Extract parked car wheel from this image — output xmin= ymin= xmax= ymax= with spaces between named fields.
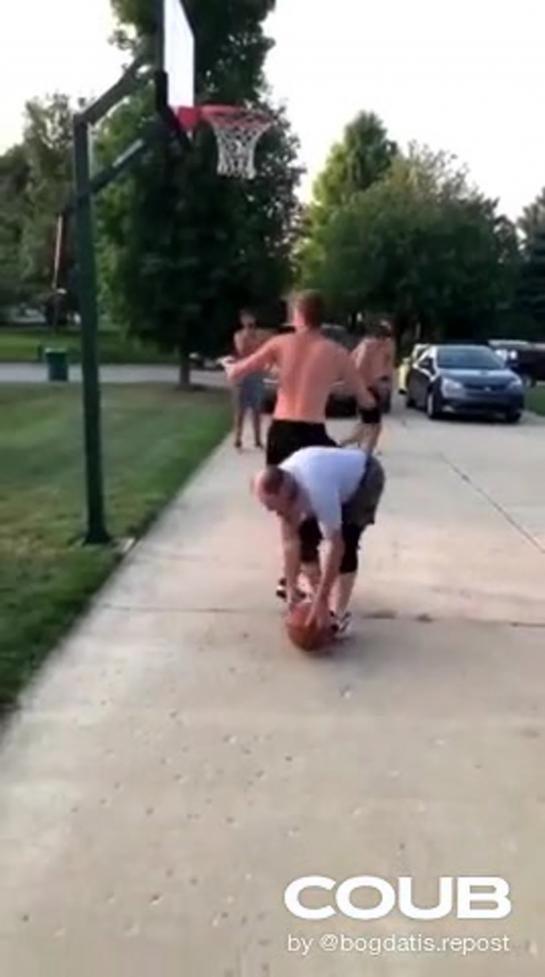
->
xmin=505 ymin=410 xmax=522 ymax=424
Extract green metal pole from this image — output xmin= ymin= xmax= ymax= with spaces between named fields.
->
xmin=73 ymin=115 xmax=110 ymax=544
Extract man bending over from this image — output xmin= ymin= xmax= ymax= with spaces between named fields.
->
xmin=253 ymin=446 xmax=386 ymax=637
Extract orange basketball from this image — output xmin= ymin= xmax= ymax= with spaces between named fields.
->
xmin=286 ymin=602 xmax=333 ymax=654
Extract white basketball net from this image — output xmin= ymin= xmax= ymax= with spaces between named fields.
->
xmin=205 ymin=110 xmax=273 ymax=180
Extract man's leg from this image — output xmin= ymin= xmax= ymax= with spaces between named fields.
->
xmin=332 ymin=458 xmax=386 ymax=628
xmin=365 ymin=420 xmax=382 ymax=455
xmin=252 ymin=407 xmax=263 ymax=449
xmin=233 ymin=392 xmax=245 ymax=449
xmin=365 ymin=387 xmax=384 ymax=455
xmin=299 ymin=517 xmax=322 ymax=595
xmin=330 ymin=524 xmax=363 ymax=633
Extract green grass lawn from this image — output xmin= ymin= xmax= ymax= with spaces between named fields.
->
xmin=527 ymin=386 xmax=545 ymax=416
xmin=0 ymin=328 xmax=179 ymax=364
xmin=0 ymin=384 xmax=231 ymax=710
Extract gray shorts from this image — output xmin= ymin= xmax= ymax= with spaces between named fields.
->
xmin=342 ymin=456 xmax=386 ymax=528
xmin=236 ymin=372 xmax=265 ymax=411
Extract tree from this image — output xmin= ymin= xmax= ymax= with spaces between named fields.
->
xmin=517 ymin=228 xmax=545 ymax=325
xmin=519 ymin=187 xmax=545 ymax=246
xmin=98 ymin=0 xmax=300 ymax=384
xmin=516 ymin=188 xmax=545 ymax=330
xmin=309 ymin=112 xmax=398 ymax=226
xmin=300 ymin=150 xmax=519 ymax=345
xmin=17 ymin=94 xmax=74 ymax=296
xmin=112 ymin=0 xmax=275 ymax=99
xmin=0 ymin=145 xmax=29 ymax=308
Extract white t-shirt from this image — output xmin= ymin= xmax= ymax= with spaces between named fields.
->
xmin=280 ymin=446 xmax=367 ymax=538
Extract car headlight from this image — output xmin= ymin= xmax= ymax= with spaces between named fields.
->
xmin=508 ymin=376 xmax=523 ymax=389
xmin=441 ymin=378 xmax=464 ymax=395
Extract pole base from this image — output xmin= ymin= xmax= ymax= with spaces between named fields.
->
xmin=83 ymin=527 xmax=112 ymax=546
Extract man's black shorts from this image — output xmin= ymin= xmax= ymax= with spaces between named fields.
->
xmin=365 ymin=377 xmax=392 ymax=420
xmin=266 ymin=419 xmax=336 ymax=465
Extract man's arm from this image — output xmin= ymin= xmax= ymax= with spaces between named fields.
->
xmin=225 ymin=337 xmax=279 ymax=382
xmin=281 ymin=517 xmax=302 ymax=605
xmin=352 ymin=340 xmax=370 ymax=375
xmin=337 ymin=352 xmax=381 ymax=450
xmin=340 ymin=350 xmax=377 ymax=411
xmin=312 ymin=531 xmax=344 ymax=609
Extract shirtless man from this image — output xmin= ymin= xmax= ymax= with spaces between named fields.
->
xmin=223 ymin=290 xmax=380 ymax=600
xmin=345 ymin=319 xmax=396 ymax=453
xmin=232 ymin=309 xmax=267 ymax=450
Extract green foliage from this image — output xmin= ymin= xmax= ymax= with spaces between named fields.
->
xmin=111 ymin=0 xmax=276 ymax=97
xmin=0 ymin=384 xmax=230 ymax=709
xmin=0 ymin=145 xmax=29 ymax=306
xmin=18 ymin=94 xmax=74 ymax=294
xmin=99 ymin=0 xmax=300 ymax=364
xmin=311 ymin=112 xmax=398 ymax=220
xmin=516 ymin=188 xmax=545 ymax=328
xmin=517 ymin=227 xmax=545 ymax=324
xmin=518 ymin=187 xmax=545 ymax=249
xmin=301 ymin=148 xmax=519 ymax=342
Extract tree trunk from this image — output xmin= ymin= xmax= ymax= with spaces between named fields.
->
xmin=178 ymin=347 xmax=191 ymax=390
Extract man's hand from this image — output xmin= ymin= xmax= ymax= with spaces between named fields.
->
xmin=219 ymin=356 xmax=236 ymax=381
xmin=287 ymin=588 xmax=305 ymax=612
xmin=306 ymin=597 xmax=331 ymax=632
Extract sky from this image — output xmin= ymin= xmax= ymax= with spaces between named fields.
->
xmin=2 ymin=0 xmax=545 ymax=220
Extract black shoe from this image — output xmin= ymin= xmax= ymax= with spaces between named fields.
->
xmin=275 ymin=578 xmax=306 ymax=602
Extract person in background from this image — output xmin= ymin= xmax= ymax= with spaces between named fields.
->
xmin=232 ymin=309 xmax=268 ymax=451
xmin=343 ymin=318 xmax=396 ymax=453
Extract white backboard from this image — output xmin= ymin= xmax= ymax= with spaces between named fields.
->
xmin=164 ymin=0 xmax=194 ymax=109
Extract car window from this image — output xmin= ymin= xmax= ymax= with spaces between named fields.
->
xmin=413 ymin=346 xmax=431 ymax=365
xmin=411 ymin=344 xmax=429 ymax=362
xmin=436 ymin=347 xmax=504 ymax=370
xmin=321 ymin=325 xmax=357 ymax=350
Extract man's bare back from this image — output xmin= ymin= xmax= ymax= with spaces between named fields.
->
xmin=227 ymin=329 xmax=375 ymax=423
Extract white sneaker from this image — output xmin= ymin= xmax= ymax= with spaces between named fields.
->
xmin=332 ymin=612 xmax=352 ymax=638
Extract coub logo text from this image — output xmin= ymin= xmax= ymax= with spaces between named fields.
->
xmin=284 ymin=876 xmax=512 ymax=921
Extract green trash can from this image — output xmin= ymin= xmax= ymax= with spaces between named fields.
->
xmin=44 ymin=348 xmax=69 ymax=382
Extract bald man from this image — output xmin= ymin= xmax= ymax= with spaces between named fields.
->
xmin=254 ymin=445 xmax=386 ymax=636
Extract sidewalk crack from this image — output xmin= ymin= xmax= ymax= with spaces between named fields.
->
xmin=441 ymin=455 xmax=545 ymax=556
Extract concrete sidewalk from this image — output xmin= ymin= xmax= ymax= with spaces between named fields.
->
xmin=0 ymin=411 xmax=544 ymax=976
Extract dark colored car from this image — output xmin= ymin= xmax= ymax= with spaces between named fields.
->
xmin=487 ymin=340 xmax=545 ymax=387
xmin=406 ymin=344 xmax=525 ymax=422
xmin=262 ymin=324 xmax=359 ymax=417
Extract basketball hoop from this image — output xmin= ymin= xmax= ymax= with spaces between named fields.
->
xmin=177 ymin=105 xmax=273 ymax=179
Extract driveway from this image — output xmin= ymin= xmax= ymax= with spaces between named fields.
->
xmin=0 ymin=406 xmax=543 ymax=976
xmin=0 ymin=362 xmax=228 ymax=388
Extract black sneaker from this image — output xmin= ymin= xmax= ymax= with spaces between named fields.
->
xmin=276 ymin=578 xmax=306 ymax=603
